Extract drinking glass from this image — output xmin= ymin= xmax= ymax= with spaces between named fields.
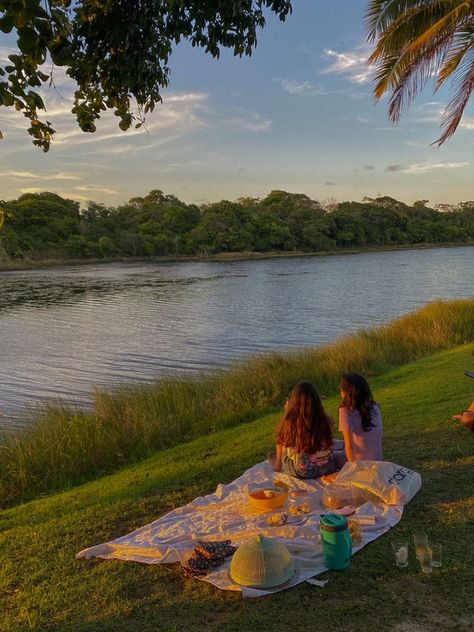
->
xmin=419 ymin=547 xmax=432 ymax=573
xmin=413 ymin=532 xmax=428 ymax=560
xmin=392 ymin=542 xmax=409 ymax=567
xmin=430 ymin=543 xmax=442 ymax=567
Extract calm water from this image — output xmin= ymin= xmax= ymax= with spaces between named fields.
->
xmin=1 ymin=246 xmax=473 ymax=427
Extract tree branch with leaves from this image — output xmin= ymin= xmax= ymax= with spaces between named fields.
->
xmin=0 ymin=0 xmax=292 ymax=150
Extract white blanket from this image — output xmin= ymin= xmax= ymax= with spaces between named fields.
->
xmin=77 ymin=461 xmax=403 ymax=598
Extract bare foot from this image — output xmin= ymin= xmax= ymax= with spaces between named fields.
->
xmin=452 ymin=411 xmax=474 ymax=431
xmin=267 ymin=451 xmax=282 ymax=471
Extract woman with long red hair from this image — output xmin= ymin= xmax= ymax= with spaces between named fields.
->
xmin=268 ymin=381 xmax=336 ymax=479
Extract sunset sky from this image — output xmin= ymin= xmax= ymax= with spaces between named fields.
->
xmin=0 ymin=0 xmax=473 ymax=207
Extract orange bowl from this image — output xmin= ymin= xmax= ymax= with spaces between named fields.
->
xmin=248 ymin=480 xmax=289 ymax=512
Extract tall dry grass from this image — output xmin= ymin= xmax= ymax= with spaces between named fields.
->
xmin=0 ymin=298 xmax=472 ymax=506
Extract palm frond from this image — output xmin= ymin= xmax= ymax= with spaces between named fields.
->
xmin=367 ymin=0 xmax=474 ymax=141
xmin=366 ymin=0 xmax=427 ymax=42
xmin=386 ymin=31 xmax=453 ymax=119
xmin=436 ymin=19 xmax=474 ymax=86
xmin=435 ymin=50 xmax=474 ymax=144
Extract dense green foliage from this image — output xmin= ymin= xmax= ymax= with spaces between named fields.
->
xmin=1 ymin=298 xmax=472 ymax=507
xmin=0 ymin=0 xmax=291 ymax=150
xmin=0 ymin=190 xmax=473 ymax=261
xmin=1 ymin=345 xmax=473 ymax=631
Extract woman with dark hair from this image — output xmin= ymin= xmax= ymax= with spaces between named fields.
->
xmin=268 ymin=381 xmax=336 ymax=479
xmin=338 ymin=373 xmax=383 ymax=462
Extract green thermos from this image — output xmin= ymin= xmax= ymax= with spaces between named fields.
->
xmin=319 ymin=513 xmax=352 ymax=570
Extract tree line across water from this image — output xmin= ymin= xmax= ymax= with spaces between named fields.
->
xmin=0 ymin=190 xmax=473 ymax=262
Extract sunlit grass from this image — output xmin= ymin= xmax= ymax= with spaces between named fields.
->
xmin=0 ymin=298 xmax=473 ymax=506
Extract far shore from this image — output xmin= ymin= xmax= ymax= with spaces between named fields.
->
xmin=0 ymin=240 xmax=472 ymax=272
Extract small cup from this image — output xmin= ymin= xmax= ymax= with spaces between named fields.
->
xmin=430 ymin=543 xmax=442 ymax=567
xmin=419 ymin=547 xmax=433 ymax=573
xmin=392 ymin=542 xmax=409 ymax=567
xmin=413 ymin=532 xmax=428 ymax=560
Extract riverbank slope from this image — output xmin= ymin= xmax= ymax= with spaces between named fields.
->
xmin=1 ymin=241 xmax=472 ymax=272
xmin=1 ymin=345 xmax=473 ymax=631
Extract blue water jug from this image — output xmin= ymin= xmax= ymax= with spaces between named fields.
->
xmin=319 ymin=513 xmax=352 ymax=570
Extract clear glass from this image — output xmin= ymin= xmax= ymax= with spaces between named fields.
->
xmin=413 ymin=532 xmax=429 ymax=560
xmin=419 ymin=548 xmax=432 ymax=573
xmin=392 ymin=542 xmax=409 ymax=567
xmin=430 ymin=543 xmax=442 ymax=567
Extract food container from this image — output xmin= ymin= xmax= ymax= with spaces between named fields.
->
xmin=230 ymin=535 xmax=295 ymax=588
xmin=248 ymin=480 xmax=289 ymax=511
xmin=322 ymin=485 xmax=362 ymax=509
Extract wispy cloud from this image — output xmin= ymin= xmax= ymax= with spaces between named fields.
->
xmin=403 ymin=162 xmax=470 ymax=174
xmin=385 ymin=161 xmax=470 ymax=174
xmin=74 ymin=185 xmax=119 ymax=195
xmin=19 ymin=187 xmax=46 ymax=195
xmin=278 ymin=79 xmax=331 ymax=96
xmin=322 ymin=46 xmax=372 ymax=85
xmin=0 ymin=170 xmax=81 ymax=180
xmin=226 ymin=111 xmax=272 ymax=133
xmin=0 ymin=89 xmax=211 ymax=154
xmin=459 ymin=116 xmax=474 ymax=130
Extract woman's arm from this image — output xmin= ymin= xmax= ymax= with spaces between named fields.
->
xmin=340 ymin=428 xmax=355 ymax=462
xmin=338 ymin=408 xmax=355 ymax=462
xmin=274 ymin=444 xmax=283 ymax=470
xmin=268 ymin=444 xmax=283 ymax=471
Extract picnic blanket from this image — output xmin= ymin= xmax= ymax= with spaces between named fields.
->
xmin=77 ymin=460 xmax=416 ymax=598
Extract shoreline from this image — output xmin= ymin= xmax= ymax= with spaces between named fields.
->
xmin=0 ymin=240 xmax=472 ymax=272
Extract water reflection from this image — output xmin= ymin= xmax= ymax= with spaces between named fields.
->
xmin=0 ymin=247 xmax=473 ymax=427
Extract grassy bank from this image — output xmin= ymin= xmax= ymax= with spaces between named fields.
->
xmin=1 ymin=346 xmax=473 ymax=632
xmin=0 ymin=241 xmax=472 ymax=272
xmin=0 ymin=299 xmax=473 ymax=507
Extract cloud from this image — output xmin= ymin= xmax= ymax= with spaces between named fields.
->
xmin=165 ymin=93 xmax=208 ymax=104
xmin=403 ymin=162 xmax=470 ymax=174
xmin=322 ymin=47 xmax=372 ymax=85
xmin=0 ymin=89 xmax=211 ymax=154
xmin=459 ymin=116 xmax=474 ymax=130
xmin=19 ymin=187 xmax=46 ymax=195
xmin=385 ymin=164 xmax=403 ymax=172
xmin=278 ymin=79 xmax=330 ymax=96
xmin=0 ymin=170 xmax=81 ymax=180
xmin=226 ymin=111 xmax=272 ymax=133
xmin=74 ymin=185 xmax=119 ymax=195
xmin=324 ymin=181 xmax=335 ymax=186
xmin=363 ymin=165 xmax=374 ymax=170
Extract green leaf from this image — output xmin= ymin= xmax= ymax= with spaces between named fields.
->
xmin=119 ymin=118 xmax=131 ymax=131
xmin=50 ymin=43 xmax=73 ymax=66
xmin=0 ymin=14 xmax=14 ymax=33
xmin=18 ymin=28 xmax=39 ymax=55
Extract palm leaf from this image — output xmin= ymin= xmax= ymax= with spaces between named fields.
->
xmin=366 ymin=0 xmax=474 ymax=142
xmin=435 ymin=50 xmax=474 ymax=144
xmin=436 ymin=19 xmax=474 ymax=86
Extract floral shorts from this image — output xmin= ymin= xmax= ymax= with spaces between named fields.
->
xmin=282 ymin=453 xmax=336 ymax=479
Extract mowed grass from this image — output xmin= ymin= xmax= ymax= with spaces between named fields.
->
xmin=1 ymin=345 xmax=473 ymax=632
xmin=1 ymin=298 xmax=473 ymax=507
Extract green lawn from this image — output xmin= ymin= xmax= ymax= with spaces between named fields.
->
xmin=1 ymin=345 xmax=473 ymax=632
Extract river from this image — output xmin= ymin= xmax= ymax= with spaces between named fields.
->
xmin=1 ymin=246 xmax=473 ymax=428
